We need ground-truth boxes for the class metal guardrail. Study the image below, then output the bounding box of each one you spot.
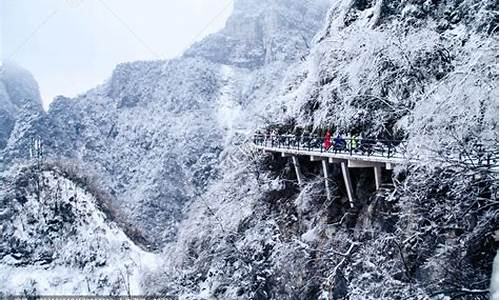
[253,134,406,159]
[253,134,499,167]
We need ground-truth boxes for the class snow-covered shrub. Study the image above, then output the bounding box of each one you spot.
[42,160,153,248]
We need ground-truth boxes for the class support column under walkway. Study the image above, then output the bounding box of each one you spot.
[291,156,304,186]
[374,166,383,190]
[341,161,355,208]
[321,160,332,201]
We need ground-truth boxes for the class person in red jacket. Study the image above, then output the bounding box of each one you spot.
[323,129,332,151]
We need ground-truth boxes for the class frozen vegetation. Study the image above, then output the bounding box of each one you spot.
[0,0,498,298]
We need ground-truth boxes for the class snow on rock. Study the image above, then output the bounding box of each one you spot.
[0,63,44,151]
[1,0,497,298]
[185,0,331,69]
[0,62,43,112]
[491,251,499,300]
[250,0,500,169]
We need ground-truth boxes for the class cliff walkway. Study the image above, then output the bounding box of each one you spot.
[253,134,498,207]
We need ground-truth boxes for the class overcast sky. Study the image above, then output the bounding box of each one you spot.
[1,0,233,108]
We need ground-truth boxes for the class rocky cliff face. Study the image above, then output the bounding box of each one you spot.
[185,0,327,68]
[0,63,44,151]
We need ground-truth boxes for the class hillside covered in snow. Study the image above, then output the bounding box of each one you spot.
[0,162,160,296]
[0,0,498,298]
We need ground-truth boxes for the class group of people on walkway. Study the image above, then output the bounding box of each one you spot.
[320,129,363,152]
[256,128,377,155]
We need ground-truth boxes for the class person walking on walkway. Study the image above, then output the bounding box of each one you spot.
[359,134,375,156]
[301,130,311,150]
[323,129,332,151]
[293,127,302,149]
[270,129,277,147]
[333,133,345,153]
[349,133,359,153]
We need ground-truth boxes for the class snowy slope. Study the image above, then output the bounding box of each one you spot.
[268,0,498,146]
[0,1,331,295]
[0,163,161,296]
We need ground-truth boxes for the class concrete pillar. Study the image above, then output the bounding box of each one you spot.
[341,161,355,208]
[322,160,331,201]
[292,156,304,186]
[374,166,382,190]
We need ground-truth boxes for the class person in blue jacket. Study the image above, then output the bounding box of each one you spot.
[333,133,346,153]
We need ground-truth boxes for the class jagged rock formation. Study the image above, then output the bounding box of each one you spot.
[0,0,329,294]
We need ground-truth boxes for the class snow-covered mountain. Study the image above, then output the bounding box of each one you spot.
[1,0,498,298]
[0,0,331,247]
[274,0,499,158]
[0,0,331,295]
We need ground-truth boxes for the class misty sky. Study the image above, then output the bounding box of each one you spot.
[1,0,233,108]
